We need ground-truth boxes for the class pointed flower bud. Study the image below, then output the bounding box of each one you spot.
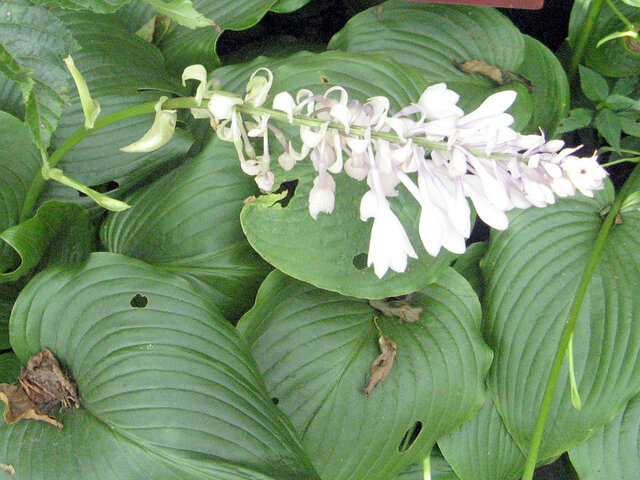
[64,55,101,129]
[121,96,176,153]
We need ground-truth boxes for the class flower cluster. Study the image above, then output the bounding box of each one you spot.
[201,67,607,279]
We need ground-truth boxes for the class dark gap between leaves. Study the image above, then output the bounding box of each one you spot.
[352,252,368,270]
[78,180,119,197]
[271,179,298,208]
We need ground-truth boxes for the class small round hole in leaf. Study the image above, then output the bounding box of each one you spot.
[397,421,422,452]
[352,253,368,270]
[130,293,148,308]
[271,397,279,405]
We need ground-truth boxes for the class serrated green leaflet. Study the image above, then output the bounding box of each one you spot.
[239,50,457,298]
[4,253,318,480]
[0,1,78,149]
[0,112,41,274]
[237,268,492,480]
[157,0,277,71]
[101,138,271,321]
[569,392,640,480]
[0,201,91,283]
[328,1,568,135]
[482,174,640,460]
[40,11,193,209]
[438,396,526,480]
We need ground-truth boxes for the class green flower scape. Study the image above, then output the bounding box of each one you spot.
[1,1,640,480]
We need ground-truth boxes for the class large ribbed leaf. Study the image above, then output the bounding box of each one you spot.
[237,268,492,480]
[2,253,318,480]
[328,1,568,135]
[397,451,459,480]
[482,174,640,460]
[100,138,271,321]
[569,392,640,480]
[157,0,277,71]
[438,396,526,480]
[0,286,20,350]
[0,1,77,149]
[239,50,457,299]
[0,112,41,274]
[1,201,91,283]
[40,10,192,209]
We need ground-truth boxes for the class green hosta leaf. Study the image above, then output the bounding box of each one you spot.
[143,0,212,28]
[0,1,78,149]
[0,112,41,274]
[578,65,609,102]
[328,1,568,133]
[237,268,493,480]
[101,138,271,321]
[0,286,20,350]
[0,201,91,284]
[157,0,277,71]
[4,253,318,480]
[556,108,594,134]
[569,392,640,480]
[621,0,640,5]
[31,0,129,14]
[482,175,640,461]
[438,395,526,480]
[515,35,569,136]
[594,108,622,151]
[452,241,487,300]
[397,451,460,480]
[569,0,640,77]
[0,353,21,382]
[238,50,457,298]
[41,10,192,210]
[270,0,312,13]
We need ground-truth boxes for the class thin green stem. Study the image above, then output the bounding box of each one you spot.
[521,164,640,480]
[601,156,640,167]
[605,0,636,31]
[569,0,606,76]
[18,97,199,223]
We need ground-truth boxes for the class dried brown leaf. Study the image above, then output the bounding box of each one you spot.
[0,463,15,476]
[18,349,78,410]
[369,298,422,323]
[454,59,504,84]
[0,384,63,429]
[362,334,397,396]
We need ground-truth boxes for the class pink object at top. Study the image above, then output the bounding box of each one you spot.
[406,0,544,9]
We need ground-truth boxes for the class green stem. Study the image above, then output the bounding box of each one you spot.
[605,0,636,31]
[601,156,640,167]
[521,163,640,480]
[569,0,606,76]
[18,97,198,223]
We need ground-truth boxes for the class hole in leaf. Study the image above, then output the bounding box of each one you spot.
[271,179,299,208]
[78,180,119,197]
[271,397,279,405]
[397,421,422,452]
[130,294,148,308]
[352,252,368,270]
[320,75,330,84]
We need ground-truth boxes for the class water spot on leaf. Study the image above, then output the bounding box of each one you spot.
[352,253,368,270]
[397,421,423,452]
[130,293,148,308]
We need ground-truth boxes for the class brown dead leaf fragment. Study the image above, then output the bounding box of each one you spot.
[369,297,422,323]
[18,349,78,410]
[0,384,63,430]
[0,463,15,476]
[362,334,397,396]
[454,59,504,84]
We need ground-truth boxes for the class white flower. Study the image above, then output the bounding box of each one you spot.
[208,92,243,121]
[561,153,607,197]
[361,191,417,278]
[309,174,336,219]
[418,83,464,120]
